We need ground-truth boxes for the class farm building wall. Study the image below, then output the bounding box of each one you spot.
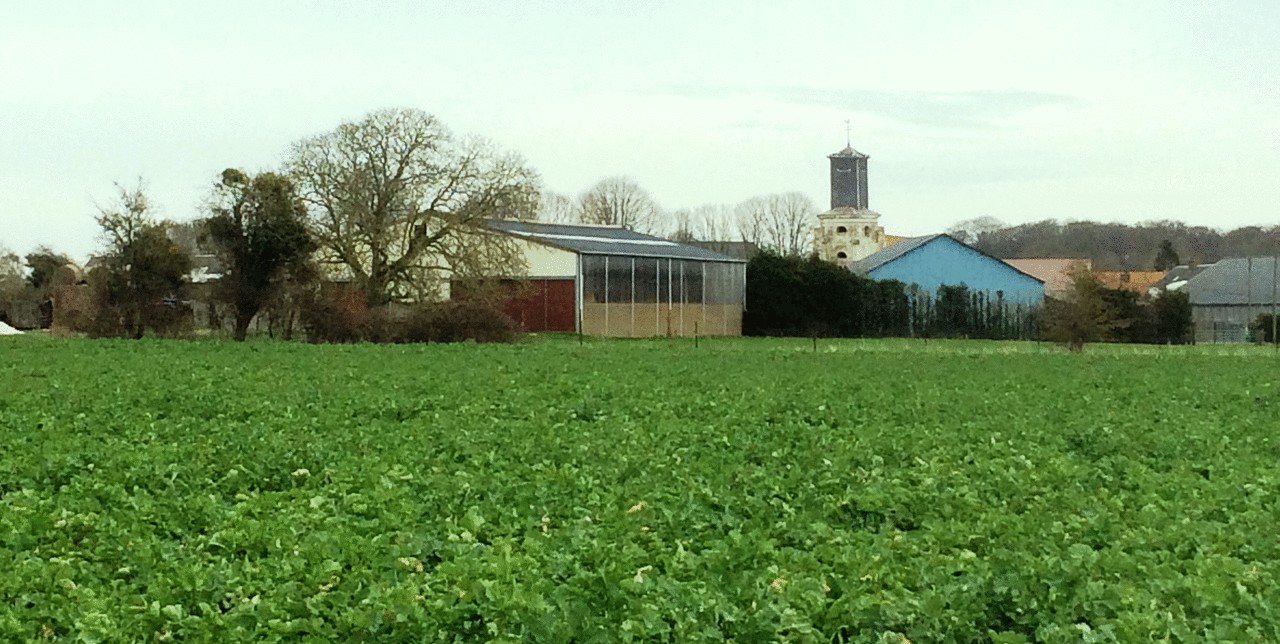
[498,278,576,333]
[1185,257,1280,343]
[1192,305,1275,343]
[517,239,577,278]
[868,237,1044,304]
[579,255,744,337]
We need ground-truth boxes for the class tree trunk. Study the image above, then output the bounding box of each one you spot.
[233,312,253,342]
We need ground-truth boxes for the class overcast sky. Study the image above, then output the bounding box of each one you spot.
[2,1,1278,261]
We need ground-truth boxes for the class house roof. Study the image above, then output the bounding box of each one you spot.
[1186,258,1280,305]
[487,219,746,263]
[850,234,1045,284]
[1095,270,1165,293]
[1006,258,1091,296]
[1149,263,1212,292]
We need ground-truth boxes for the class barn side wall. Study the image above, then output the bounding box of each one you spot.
[501,278,576,333]
[578,255,745,337]
[581,303,743,337]
[1193,304,1276,343]
[869,237,1044,305]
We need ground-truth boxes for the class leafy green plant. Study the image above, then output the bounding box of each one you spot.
[3,337,1280,641]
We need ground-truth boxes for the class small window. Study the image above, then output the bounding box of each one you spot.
[836,226,848,233]
[863,226,871,236]
[836,252,848,259]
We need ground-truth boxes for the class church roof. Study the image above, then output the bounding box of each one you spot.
[828,145,869,159]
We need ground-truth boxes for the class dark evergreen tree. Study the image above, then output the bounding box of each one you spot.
[1153,239,1181,271]
[202,169,315,341]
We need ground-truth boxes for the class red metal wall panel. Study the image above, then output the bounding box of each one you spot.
[500,279,576,332]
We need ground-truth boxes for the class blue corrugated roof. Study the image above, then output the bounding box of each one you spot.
[487,219,745,263]
[848,234,944,274]
[851,234,1045,284]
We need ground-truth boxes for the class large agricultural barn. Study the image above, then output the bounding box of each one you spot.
[1181,257,1280,343]
[850,234,1045,304]
[486,220,747,337]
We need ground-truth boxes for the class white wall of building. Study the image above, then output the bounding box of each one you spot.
[516,238,578,278]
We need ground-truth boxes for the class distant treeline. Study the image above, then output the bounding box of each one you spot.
[951,218,1280,270]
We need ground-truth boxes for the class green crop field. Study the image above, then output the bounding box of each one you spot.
[2,336,1279,642]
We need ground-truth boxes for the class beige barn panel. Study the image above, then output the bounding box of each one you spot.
[518,239,578,278]
[582,303,742,338]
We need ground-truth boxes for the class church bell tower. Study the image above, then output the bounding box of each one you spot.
[829,145,869,209]
[814,134,885,266]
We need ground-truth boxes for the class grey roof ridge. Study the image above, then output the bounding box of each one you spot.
[488,219,746,263]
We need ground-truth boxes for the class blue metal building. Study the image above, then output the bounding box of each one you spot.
[850,234,1045,304]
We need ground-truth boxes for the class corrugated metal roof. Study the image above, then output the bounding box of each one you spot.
[684,241,760,261]
[1186,258,1280,305]
[848,234,944,273]
[1150,263,1212,292]
[488,219,745,263]
[850,234,1045,284]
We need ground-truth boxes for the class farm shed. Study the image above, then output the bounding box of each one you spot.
[850,234,1045,304]
[485,220,747,337]
[1184,257,1280,343]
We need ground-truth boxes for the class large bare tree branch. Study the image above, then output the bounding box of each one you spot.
[287,109,539,306]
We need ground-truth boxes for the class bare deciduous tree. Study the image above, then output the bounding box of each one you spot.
[734,192,816,257]
[577,176,663,233]
[691,204,738,242]
[668,208,697,242]
[946,216,1006,245]
[536,191,578,224]
[287,108,540,306]
[0,247,24,323]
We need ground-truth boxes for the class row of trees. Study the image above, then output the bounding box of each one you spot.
[3,109,544,340]
[744,253,1040,340]
[0,246,76,328]
[9,107,827,341]
[744,252,1193,348]
[540,180,818,257]
[949,216,1280,270]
